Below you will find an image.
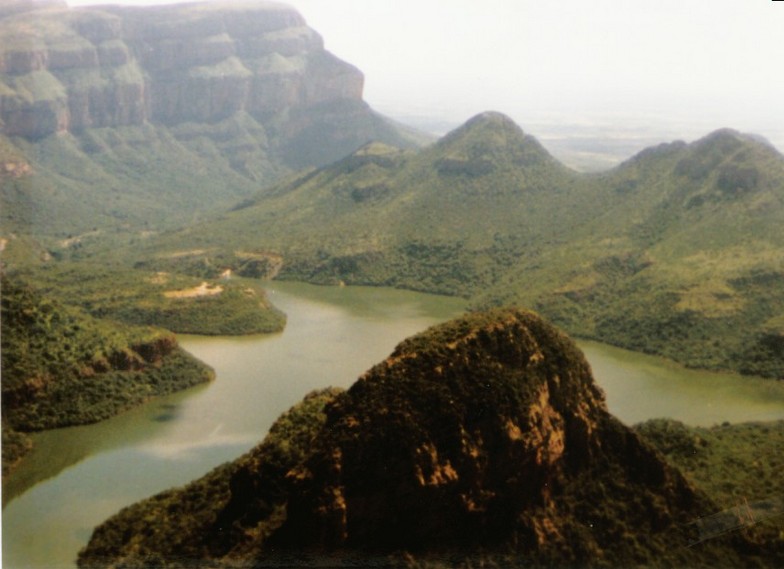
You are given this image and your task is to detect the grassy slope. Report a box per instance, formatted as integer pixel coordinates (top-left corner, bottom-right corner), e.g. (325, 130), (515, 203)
(636, 419), (784, 564)
(482, 131), (784, 376)
(133, 114), (590, 294)
(12, 262), (286, 335)
(128, 116), (784, 378)
(1, 108), (426, 243)
(1, 140), (286, 336)
(0, 123), (264, 240)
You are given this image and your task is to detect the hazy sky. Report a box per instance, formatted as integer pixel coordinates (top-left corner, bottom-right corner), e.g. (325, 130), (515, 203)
(65, 0), (783, 147)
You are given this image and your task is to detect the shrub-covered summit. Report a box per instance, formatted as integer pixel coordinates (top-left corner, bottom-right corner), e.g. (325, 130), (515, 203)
(79, 308), (767, 568)
(133, 114), (784, 379)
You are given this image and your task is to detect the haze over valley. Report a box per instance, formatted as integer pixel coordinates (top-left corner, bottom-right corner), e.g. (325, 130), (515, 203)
(1, 1), (783, 568)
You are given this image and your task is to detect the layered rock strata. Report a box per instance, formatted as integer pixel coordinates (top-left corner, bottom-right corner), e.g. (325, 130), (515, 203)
(0, 2), (363, 138)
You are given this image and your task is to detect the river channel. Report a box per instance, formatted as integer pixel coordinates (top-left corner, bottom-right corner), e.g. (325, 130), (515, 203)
(4, 281), (784, 568)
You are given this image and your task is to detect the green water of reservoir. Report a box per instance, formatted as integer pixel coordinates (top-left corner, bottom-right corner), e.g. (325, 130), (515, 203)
(4, 282), (783, 569)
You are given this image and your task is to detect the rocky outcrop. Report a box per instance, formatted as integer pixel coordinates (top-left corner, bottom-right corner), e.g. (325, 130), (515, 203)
(267, 309), (710, 564)
(78, 308), (759, 568)
(0, 2), (365, 139)
(0, 2), (422, 236)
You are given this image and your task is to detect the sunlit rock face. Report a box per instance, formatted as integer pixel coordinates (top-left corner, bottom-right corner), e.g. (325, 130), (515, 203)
(0, 2), (364, 137)
(0, 0), (418, 230)
(271, 308), (706, 560)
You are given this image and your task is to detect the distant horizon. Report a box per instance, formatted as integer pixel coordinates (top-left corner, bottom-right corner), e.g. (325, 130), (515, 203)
(58, 0), (783, 153)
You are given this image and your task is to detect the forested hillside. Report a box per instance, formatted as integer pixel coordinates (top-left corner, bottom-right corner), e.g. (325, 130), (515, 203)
(1, 275), (214, 475)
(0, 1), (424, 244)
(128, 113), (784, 378)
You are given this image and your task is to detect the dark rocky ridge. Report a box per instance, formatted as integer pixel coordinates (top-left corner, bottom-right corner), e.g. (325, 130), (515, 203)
(78, 309), (757, 568)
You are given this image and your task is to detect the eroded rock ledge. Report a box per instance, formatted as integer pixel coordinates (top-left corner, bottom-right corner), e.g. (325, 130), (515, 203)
(0, 2), (363, 138)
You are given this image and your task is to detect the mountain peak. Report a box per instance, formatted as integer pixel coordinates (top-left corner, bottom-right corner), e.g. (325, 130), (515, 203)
(80, 308), (727, 567)
(669, 126), (784, 192)
(694, 128), (744, 148)
(690, 128), (777, 155)
(466, 110), (521, 129)
(441, 110), (525, 142)
(273, 308), (702, 555)
(435, 111), (556, 171)
(329, 140), (410, 176)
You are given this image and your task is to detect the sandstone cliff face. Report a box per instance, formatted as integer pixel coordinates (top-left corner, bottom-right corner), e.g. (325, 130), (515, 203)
(0, 2), (363, 139)
(78, 309), (757, 568)
(0, 2), (421, 237)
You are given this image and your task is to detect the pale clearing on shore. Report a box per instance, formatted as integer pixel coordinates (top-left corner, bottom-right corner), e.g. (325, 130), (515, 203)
(164, 282), (223, 299)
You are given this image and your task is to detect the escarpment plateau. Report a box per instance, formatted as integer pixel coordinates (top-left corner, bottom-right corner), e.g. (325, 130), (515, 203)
(78, 309), (764, 568)
(1, 1), (360, 137)
(0, 1), (422, 236)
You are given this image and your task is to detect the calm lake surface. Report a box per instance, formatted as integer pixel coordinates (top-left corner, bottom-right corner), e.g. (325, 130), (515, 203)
(4, 282), (784, 569)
